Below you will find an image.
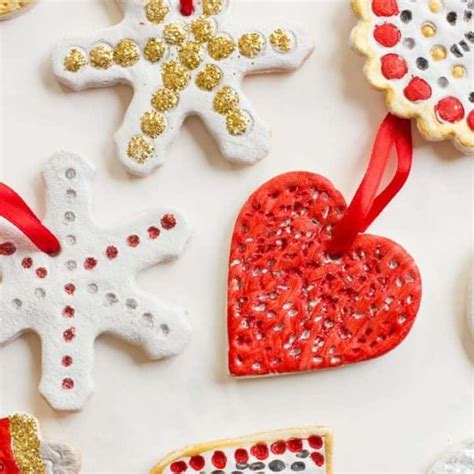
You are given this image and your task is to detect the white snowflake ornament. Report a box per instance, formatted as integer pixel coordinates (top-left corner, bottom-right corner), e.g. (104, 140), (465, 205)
(0, 152), (191, 411)
(52, 0), (314, 176)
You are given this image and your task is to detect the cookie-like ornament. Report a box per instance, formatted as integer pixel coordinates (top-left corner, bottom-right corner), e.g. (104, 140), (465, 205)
(428, 439), (474, 474)
(351, 0), (474, 154)
(52, 0), (314, 176)
(150, 426), (333, 473)
(0, 152), (191, 411)
(0, 0), (34, 20)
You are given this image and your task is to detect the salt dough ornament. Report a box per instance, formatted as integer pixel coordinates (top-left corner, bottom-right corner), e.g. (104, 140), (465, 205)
(428, 439), (474, 474)
(52, 0), (314, 176)
(0, 152), (191, 411)
(469, 261), (474, 342)
(0, 0), (34, 20)
(0, 413), (80, 473)
(351, 0), (474, 154)
(228, 114), (422, 377)
(150, 426), (333, 473)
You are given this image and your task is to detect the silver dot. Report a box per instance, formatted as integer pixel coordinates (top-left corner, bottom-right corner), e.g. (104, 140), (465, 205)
(65, 168), (76, 179)
(66, 235), (76, 246)
(142, 313), (154, 327)
(160, 323), (170, 335)
(126, 298), (137, 310)
(12, 298), (22, 309)
(88, 283), (98, 294)
(35, 288), (46, 298)
(105, 293), (118, 305)
(438, 76), (449, 88)
(65, 260), (77, 271)
(403, 37), (415, 49)
(64, 211), (76, 222)
(66, 189), (77, 202)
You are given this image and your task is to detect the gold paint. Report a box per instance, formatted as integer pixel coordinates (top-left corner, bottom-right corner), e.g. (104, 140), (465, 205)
(429, 0), (443, 13)
(9, 414), (45, 474)
(145, 0), (169, 24)
(208, 35), (235, 60)
(195, 64), (223, 91)
(64, 48), (87, 72)
(161, 60), (191, 91)
(114, 39), (140, 67)
(163, 22), (187, 45)
(191, 17), (215, 43)
(89, 44), (113, 69)
(431, 45), (447, 61)
(421, 22), (436, 38)
(141, 111), (167, 138)
(0, 0), (33, 18)
(452, 65), (466, 78)
(128, 135), (154, 163)
(270, 28), (293, 53)
(214, 86), (239, 115)
(238, 33), (264, 58)
(152, 87), (179, 111)
(202, 0), (224, 16)
(179, 41), (204, 70)
(226, 109), (249, 135)
(144, 38), (166, 62)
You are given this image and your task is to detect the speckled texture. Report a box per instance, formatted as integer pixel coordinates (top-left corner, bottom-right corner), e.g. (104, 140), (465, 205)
(428, 439), (474, 474)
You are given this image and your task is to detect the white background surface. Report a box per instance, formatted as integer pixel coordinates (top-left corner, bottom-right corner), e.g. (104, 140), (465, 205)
(0, 1), (473, 473)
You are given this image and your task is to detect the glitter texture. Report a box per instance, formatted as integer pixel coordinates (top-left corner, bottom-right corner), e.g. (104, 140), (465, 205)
(152, 87), (179, 111)
(127, 135), (154, 163)
(208, 35), (235, 60)
(163, 22), (187, 45)
(89, 45), (113, 69)
(145, 0), (169, 24)
(144, 37), (166, 63)
(9, 414), (45, 474)
(195, 64), (223, 91)
(114, 39), (140, 67)
(64, 49), (87, 72)
(0, 0), (32, 18)
(141, 111), (167, 138)
(202, 0), (224, 16)
(214, 86), (239, 114)
(238, 33), (265, 58)
(226, 109), (249, 135)
(270, 29), (293, 53)
(429, 439), (474, 474)
(162, 60), (191, 91)
(191, 17), (215, 43)
(179, 41), (204, 70)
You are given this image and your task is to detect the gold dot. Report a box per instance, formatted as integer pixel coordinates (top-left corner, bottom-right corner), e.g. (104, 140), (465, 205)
(64, 48), (87, 72)
(144, 38), (166, 63)
(226, 109), (249, 136)
(431, 45), (447, 61)
(195, 64), (223, 91)
(127, 135), (154, 164)
(202, 0), (224, 16)
(162, 60), (191, 91)
(114, 39), (140, 67)
(270, 28), (293, 53)
(452, 65), (466, 79)
(191, 17), (215, 43)
(145, 0), (169, 24)
(89, 44), (113, 69)
(164, 22), (187, 45)
(141, 111), (167, 138)
(429, 0), (443, 13)
(208, 35), (235, 60)
(421, 22), (437, 38)
(238, 33), (265, 58)
(214, 86), (239, 115)
(179, 41), (204, 70)
(151, 87), (179, 111)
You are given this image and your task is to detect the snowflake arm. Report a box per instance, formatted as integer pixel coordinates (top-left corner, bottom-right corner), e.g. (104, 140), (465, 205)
(0, 287), (29, 344)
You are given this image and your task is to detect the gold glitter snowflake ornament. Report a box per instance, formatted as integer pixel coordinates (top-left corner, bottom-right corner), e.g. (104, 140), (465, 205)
(0, 0), (34, 20)
(53, 0), (314, 175)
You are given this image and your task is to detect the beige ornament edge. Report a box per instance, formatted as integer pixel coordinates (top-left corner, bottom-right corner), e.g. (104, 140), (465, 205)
(0, 0), (35, 21)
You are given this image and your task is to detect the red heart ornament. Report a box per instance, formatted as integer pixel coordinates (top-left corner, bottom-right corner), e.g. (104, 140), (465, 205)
(228, 171), (422, 377)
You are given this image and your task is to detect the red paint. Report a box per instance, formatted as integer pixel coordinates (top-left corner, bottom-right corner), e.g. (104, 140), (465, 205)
(84, 257), (98, 270)
(435, 97), (465, 123)
(148, 226), (161, 239)
(372, 0), (399, 16)
(161, 214), (177, 229)
(373, 23), (400, 47)
(64, 283), (76, 295)
(380, 54), (408, 79)
(308, 435), (323, 449)
(63, 327), (76, 342)
(63, 306), (75, 318)
(467, 111), (474, 131)
(271, 441), (287, 455)
(170, 461), (187, 473)
(404, 77), (432, 102)
(62, 378), (74, 390)
(311, 452), (325, 467)
(21, 257), (33, 268)
(234, 448), (249, 464)
(180, 0), (194, 16)
(62, 355), (73, 367)
(287, 438), (303, 452)
(36, 267), (47, 279)
(211, 451), (227, 469)
(127, 235), (140, 247)
(0, 418), (21, 474)
(0, 242), (16, 256)
(250, 443), (269, 460)
(189, 455), (205, 471)
(106, 245), (118, 259)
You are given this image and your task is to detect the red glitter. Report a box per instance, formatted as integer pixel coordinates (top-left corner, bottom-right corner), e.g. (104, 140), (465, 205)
(436, 97), (465, 123)
(64, 283), (76, 295)
(271, 441), (286, 455)
(0, 242), (16, 256)
(84, 257), (98, 270)
(36, 267), (47, 279)
(250, 443), (269, 460)
(148, 226), (161, 239)
(63, 327), (76, 342)
(21, 257), (33, 268)
(287, 438), (303, 452)
(127, 235), (140, 247)
(62, 355), (73, 367)
(404, 77), (432, 102)
(372, 0), (399, 16)
(106, 245), (119, 259)
(380, 54), (408, 79)
(161, 214), (177, 230)
(311, 452), (325, 467)
(170, 461), (187, 473)
(373, 23), (400, 47)
(234, 448), (249, 464)
(62, 378), (74, 390)
(63, 306), (75, 318)
(211, 451), (227, 469)
(308, 435), (323, 449)
(189, 455), (205, 471)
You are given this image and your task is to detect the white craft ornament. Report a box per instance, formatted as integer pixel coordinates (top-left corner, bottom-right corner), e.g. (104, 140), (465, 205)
(41, 441), (81, 474)
(0, 152), (191, 411)
(52, 0), (314, 176)
(428, 439), (474, 474)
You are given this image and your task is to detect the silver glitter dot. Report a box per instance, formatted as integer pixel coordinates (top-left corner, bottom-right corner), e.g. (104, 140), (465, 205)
(105, 293), (118, 305)
(66, 235), (76, 246)
(65, 168), (76, 179)
(88, 283), (98, 293)
(66, 188), (77, 202)
(64, 211), (76, 222)
(438, 77), (449, 88)
(12, 298), (22, 309)
(126, 298), (138, 310)
(403, 37), (415, 49)
(65, 260), (77, 271)
(160, 323), (169, 335)
(142, 313), (154, 327)
(35, 288), (46, 298)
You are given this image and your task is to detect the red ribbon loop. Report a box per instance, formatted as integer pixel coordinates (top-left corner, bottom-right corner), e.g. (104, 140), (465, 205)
(328, 113), (413, 255)
(0, 183), (61, 255)
(180, 0), (194, 16)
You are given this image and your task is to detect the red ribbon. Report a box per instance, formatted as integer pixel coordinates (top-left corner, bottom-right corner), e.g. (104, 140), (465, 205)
(0, 183), (60, 255)
(0, 418), (21, 474)
(180, 0), (194, 16)
(328, 113), (413, 255)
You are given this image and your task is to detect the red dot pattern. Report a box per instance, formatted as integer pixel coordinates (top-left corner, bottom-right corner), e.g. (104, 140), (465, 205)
(21, 257), (33, 268)
(404, 77), (432, 102)
(106, 245), (118, 259)
(62, 355), (73, 367)
(380, 53), (407, 79)
(287, 438), (303, 452)
(373, 23), (400, 47)
(84, 257), (98, 270)
(372, 0), (399, 16)
(64, 283), (76, 295)
(63, 306), (75, 318)
(161, 213), (177, 230)
(189, 455), (205, 471)
(211, 451), (227, 469)
(63, 327), (76, 342)
(0, 242), (16, 256)
(271, 441), (286, 455)
(148, 226), (161, 239)
(62, 378), (74, 390)
(436, 97), (465, 123)
(35, 267), (48, 279)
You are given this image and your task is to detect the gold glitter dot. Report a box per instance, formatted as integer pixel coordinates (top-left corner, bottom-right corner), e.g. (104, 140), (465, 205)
(214, 86), (239, 115)
(191, 17), (215, 43)
(90, 44), (113, 69)
(164, 22), (187, 45)
(162, 60), (191, 91)
(64, 48), (87, 72)
(270, 28), (293, 53)
(208, 35), (235, 60)
(9, 414), (46, 474)
(202, 0), (224, 16)
(144, 37), (166, 63)
(128, 135), (154, 163)
(452, 65), (466, 79)
(421, 22), (437, 38)
(141, 111), (167, 138)
(145, 0), (169, 24)
(114, 39), (140, 67)
(179, 41), (204, 70)
(226, 109), (249, 136)
(151, 87), (179, 111)
(429, 0), (443, 13)
(431, 45), (447, 61)
(195, 64), (223, 91)
(238, 33), (265, 58)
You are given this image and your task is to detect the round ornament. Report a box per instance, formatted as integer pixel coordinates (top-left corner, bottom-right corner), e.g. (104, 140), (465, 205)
(0, 0), (34, 20)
